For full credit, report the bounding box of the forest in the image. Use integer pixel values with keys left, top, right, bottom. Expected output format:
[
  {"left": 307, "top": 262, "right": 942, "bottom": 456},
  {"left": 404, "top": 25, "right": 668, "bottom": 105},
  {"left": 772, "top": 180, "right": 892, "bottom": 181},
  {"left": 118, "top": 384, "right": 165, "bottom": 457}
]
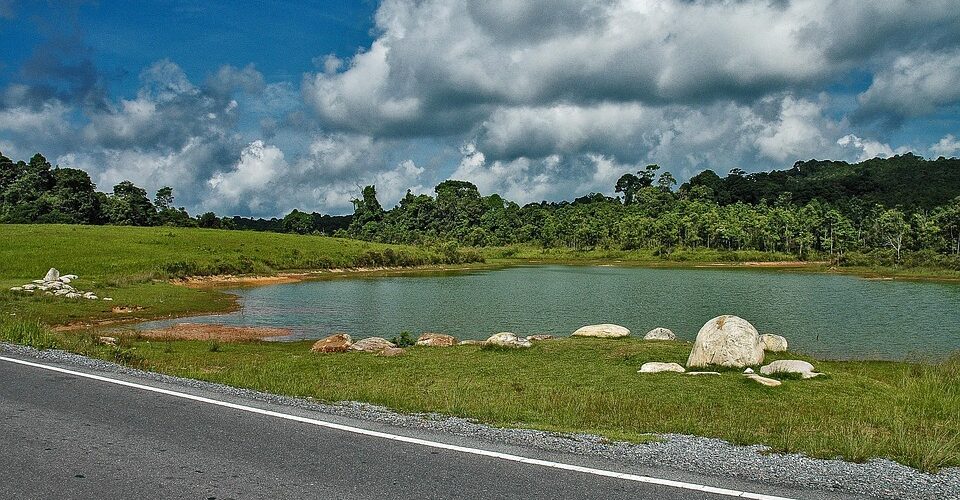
[
  {"left": 346, "top": 156, "right": 960, "bottom": 268},
  {"left": 0, "top": 151, "right": 349, "bottom": 234},
  {"left": 3, "top": 149, "right": 960, "bottom": 268}
]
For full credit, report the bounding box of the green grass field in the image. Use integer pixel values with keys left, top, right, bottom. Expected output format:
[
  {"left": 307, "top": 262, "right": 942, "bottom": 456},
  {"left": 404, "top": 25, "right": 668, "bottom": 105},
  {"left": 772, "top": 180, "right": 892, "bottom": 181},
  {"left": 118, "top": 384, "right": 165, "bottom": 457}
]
[{"left": 0, "top": 224, "right": 481, "bottom": 324}]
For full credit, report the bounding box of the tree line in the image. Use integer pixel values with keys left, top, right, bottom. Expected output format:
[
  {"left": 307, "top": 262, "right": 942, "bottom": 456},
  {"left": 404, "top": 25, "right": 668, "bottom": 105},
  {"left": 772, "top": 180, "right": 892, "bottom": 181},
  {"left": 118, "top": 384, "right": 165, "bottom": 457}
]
[
  {"left": 4, "top": 149, "right": 960, "bottom": 268},
  {"left": 347, "top": 156, "right": 960, "bottom": 269},
  {"left": 0, "top": 151, "right": 350, "bottom": 234}
]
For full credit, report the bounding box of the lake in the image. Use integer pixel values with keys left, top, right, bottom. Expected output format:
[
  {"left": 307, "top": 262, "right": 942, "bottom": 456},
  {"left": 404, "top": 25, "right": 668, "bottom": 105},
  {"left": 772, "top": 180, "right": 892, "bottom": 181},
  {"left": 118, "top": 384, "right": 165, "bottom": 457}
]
[{"left": 138, "top": 265, "right": 960, "bottom": 360}]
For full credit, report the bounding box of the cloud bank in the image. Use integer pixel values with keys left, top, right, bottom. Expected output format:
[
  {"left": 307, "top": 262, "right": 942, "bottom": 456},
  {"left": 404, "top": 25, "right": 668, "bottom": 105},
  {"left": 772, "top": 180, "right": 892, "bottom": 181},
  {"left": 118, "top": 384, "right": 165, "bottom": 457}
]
[{"left": 2, "top": 0, "right": 960, "bottom": 215}]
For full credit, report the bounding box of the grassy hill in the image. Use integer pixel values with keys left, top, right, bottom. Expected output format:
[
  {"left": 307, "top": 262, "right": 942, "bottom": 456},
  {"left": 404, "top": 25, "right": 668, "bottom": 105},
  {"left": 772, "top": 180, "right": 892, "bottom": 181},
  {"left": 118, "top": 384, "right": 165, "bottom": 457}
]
[{"left": 0, "top": 224, "right": 481, "bottom": 324}]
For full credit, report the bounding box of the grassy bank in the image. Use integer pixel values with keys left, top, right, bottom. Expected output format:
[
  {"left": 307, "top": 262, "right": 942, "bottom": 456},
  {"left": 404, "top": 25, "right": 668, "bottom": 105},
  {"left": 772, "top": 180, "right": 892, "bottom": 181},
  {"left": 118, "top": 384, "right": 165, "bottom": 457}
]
[
  {"left": 482, "top": 246, "right": 801, "bottom": 264},
  {"left": 482, "top": 245, "right": 960, "bottom": 281},
  {"left": 3, "top": 321, "right": 958, "bottom": 473},
  {"left": 0, "top": 224, "right": 482, "bottom": 325}
]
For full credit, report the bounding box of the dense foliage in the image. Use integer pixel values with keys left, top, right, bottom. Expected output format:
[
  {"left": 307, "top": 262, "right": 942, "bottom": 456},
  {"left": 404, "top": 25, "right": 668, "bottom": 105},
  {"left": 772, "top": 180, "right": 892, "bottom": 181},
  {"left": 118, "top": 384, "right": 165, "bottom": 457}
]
[
  {"left": 4, "top": 149, "right": 960, "bottom": 267},
  {"left": 0, "top": 151, "right": 350, "bottom": 235},
  {"left": 347, "top": 158, "right": 960, "bottom": 268}
]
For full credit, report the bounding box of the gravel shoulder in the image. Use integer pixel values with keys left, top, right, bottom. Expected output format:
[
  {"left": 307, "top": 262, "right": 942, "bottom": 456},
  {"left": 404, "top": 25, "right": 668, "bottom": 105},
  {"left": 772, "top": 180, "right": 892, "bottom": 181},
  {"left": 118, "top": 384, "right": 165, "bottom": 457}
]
[{"left": 2, "top": 342, "right": 957, "bottom": 500}]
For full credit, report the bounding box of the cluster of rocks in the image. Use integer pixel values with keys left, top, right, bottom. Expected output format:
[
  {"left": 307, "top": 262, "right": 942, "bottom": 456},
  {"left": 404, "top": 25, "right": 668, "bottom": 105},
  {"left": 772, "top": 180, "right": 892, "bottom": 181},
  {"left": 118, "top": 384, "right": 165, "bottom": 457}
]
[
  {"left": 309, "top": 331, "right": 557, "bottom": 355},
  {"left": 8, "top": 268, "right": 113, "bottom": 301},
  {"left": 306, "top": 316, "right": 820, "bottom": 388},
  {"left": 638, "top": 314, "right": 820, "bottom": 387}
]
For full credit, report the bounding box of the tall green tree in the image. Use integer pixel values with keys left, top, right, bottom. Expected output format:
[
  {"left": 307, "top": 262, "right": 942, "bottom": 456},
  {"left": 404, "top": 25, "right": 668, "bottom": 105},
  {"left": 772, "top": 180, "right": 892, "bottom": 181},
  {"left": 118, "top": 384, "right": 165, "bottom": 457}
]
[{"left": 106, "top": 181, "right": 157, "bottom": 226}]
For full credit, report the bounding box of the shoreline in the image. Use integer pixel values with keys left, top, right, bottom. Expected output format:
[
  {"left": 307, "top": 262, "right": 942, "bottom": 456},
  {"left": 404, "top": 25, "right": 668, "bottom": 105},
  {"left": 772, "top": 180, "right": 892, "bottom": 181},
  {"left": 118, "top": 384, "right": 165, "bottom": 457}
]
[{"left": 124, "top": 258, "right": 960, "bottom": 335}]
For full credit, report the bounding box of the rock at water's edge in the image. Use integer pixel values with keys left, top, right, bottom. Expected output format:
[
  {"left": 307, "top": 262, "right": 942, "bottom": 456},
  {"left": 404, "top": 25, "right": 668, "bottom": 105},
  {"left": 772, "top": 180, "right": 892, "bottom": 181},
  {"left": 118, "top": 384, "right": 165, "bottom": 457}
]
[
  {"left": 526, "top": 334, "right": 554, "bottom": 341},
  {"left": 416, "top": 332, "right": 457, "bottom": 347},
  {"left": 311, "top": 333, "right": 353, "bottom": 353},
  {"left": 686, "top": 315, "right": 764, "bottom": 369},
  {"left": 571, "top": 324, "right": 630, "bottom": 338},
  {"left": 486, "top": 332, "right": 531, "bottom": 348},
  {"left": 349, "top": 337, "right": 395, "bottom": 353},
  {"left": 643, "top": 327, "right": 676, "bottom": 341},
  {"left": 759, "top": 333, "right": 789, "bottom": 352}
]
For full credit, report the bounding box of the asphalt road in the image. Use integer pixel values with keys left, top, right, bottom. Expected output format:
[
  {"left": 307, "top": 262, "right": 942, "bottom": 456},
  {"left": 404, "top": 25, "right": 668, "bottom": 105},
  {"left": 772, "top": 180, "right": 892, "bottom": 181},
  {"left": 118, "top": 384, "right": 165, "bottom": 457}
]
[{"left": 0, "top": 354, "right": 843, "bottom": 500}]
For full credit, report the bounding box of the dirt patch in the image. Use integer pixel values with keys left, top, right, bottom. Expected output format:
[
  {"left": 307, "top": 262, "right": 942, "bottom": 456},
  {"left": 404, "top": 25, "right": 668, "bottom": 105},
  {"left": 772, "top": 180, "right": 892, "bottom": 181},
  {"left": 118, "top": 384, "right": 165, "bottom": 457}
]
[
  {"left": 138, "top": 323, "right": 290, "bottom": 341},
  {"left": 173, "top": 274, "right": 308, "bottom": 289},
  {"left": 172, "top": 265, "right": 494, "bottom": 289},
  {"left": 697, "top": 261, "right": 829, "bottom": 268}
]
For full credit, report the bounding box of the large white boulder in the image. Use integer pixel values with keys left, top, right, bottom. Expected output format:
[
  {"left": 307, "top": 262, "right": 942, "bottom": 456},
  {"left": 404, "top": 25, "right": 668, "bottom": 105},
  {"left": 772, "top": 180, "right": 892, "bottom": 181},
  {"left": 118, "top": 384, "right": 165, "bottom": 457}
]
[
  {"left": 486, "top": 332, "right": 531, "bottom": 348},
  {"left": 760, "top": 360, "right": 821, "bottom": 379},
  {"left": 686, "top": 315, "right": 764, "bottom": 368},
  {"left": 643, "top": 327, "right": 676, "bottom": 341},
  {"left": 43, "top": 268, "right": 60, "bottom": 282},
  {"left": 571, "top": 324, "right": 630, "bottom": 338},
  {"left": 759, "top": 334, "right": 789, "bottom": 352},
  {"left": 638, "top": 362, "right": 685, "bottom": 374}
]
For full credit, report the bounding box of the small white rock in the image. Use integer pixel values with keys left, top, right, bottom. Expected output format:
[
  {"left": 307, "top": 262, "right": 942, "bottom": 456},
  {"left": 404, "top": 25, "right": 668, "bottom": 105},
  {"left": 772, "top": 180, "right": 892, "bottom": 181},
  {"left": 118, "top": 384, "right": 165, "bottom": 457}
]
[
  {"left": 9, "top": 287, "right": 22, "bottom": 292},
  {"left": 745, "top": 373, "right": 782, "bottom": 387},
  {"left": 102, "top": 297, "right": 113, "bottom": 301},
  {"left": 638, "top": 362, "right": 686, "bottom": 374},
  {"left": 743, "top": 367, "right": 755, "bottom": 374},
  {"left": 43, "top": 268, "right": 60, "bottom": 282}
]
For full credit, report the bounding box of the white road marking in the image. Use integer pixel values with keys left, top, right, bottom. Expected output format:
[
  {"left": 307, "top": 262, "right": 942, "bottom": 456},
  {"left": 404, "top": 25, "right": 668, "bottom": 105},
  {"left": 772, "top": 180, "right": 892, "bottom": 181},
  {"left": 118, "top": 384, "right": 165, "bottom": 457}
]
[{"left": 1, "top": 355, "right": 795, "bottom": 500}]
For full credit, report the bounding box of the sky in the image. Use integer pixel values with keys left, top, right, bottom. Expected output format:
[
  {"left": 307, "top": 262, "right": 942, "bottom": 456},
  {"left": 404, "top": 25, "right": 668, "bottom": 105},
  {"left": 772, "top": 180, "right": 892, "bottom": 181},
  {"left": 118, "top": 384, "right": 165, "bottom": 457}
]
[{"left": 1, "top": 0, "right": 959, "bottom": 217}]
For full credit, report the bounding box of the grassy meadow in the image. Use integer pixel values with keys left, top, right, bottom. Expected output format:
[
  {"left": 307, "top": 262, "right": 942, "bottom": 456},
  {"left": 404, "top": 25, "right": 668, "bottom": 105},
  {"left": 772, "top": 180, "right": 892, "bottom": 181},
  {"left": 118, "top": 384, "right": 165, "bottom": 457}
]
[{"left": 0, "top": 224, "right": 482, "bottom": 325}]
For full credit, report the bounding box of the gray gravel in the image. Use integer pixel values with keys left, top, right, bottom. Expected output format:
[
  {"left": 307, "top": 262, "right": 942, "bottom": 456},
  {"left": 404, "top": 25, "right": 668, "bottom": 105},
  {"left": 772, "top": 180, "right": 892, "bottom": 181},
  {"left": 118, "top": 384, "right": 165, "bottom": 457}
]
[{"left": 3, "top": 342, "right": 958, "bottom": 500}]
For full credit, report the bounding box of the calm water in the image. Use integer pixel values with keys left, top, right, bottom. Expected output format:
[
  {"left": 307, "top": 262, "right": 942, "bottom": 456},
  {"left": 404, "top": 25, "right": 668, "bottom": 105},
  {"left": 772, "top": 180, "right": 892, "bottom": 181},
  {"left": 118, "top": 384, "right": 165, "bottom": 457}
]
[{"left": 138, "top": 265, "right": 960, "bottom": 360}]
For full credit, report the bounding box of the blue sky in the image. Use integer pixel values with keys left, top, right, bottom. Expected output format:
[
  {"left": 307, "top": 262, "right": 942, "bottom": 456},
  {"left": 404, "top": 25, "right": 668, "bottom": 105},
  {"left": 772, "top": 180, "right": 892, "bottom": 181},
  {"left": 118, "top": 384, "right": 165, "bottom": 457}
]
[{"left": 1, "top": 0, "right": 959, "bottom": 216}]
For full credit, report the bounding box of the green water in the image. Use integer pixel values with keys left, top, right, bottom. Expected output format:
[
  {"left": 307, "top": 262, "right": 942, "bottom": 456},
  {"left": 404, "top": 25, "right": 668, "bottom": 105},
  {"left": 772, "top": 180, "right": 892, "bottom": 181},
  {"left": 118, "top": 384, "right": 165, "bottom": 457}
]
[{"left": 139, "top": 265, "right": 960, "bottom": 360}]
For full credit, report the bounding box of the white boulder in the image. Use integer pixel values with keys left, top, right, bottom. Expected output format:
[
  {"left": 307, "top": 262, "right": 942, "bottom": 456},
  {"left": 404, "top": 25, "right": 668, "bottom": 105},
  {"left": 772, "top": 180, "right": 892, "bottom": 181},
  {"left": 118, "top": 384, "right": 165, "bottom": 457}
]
[
  {"left": 643, "top": 327, "right": 676, "bottom": 341},
  {"left": 686, "top": 315, "right": 764, "bottom": 368},
  {"left": 43, "top": 268, "right": 60, "bottom": 282},
  {"left": 486, "top": 332, "right": 532, "bottom": 348},
  {"left": 760, "top": 334, "right": 789, "bottom": 352},
  {"left": 571, "top": 324, "right": 630, "bottom": 338},
  {"left": 638, "top": 362, "right": 685, "bottom": 374},
  {"left": 760, "top": 360, "right": 821, "bottom": 379}
]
